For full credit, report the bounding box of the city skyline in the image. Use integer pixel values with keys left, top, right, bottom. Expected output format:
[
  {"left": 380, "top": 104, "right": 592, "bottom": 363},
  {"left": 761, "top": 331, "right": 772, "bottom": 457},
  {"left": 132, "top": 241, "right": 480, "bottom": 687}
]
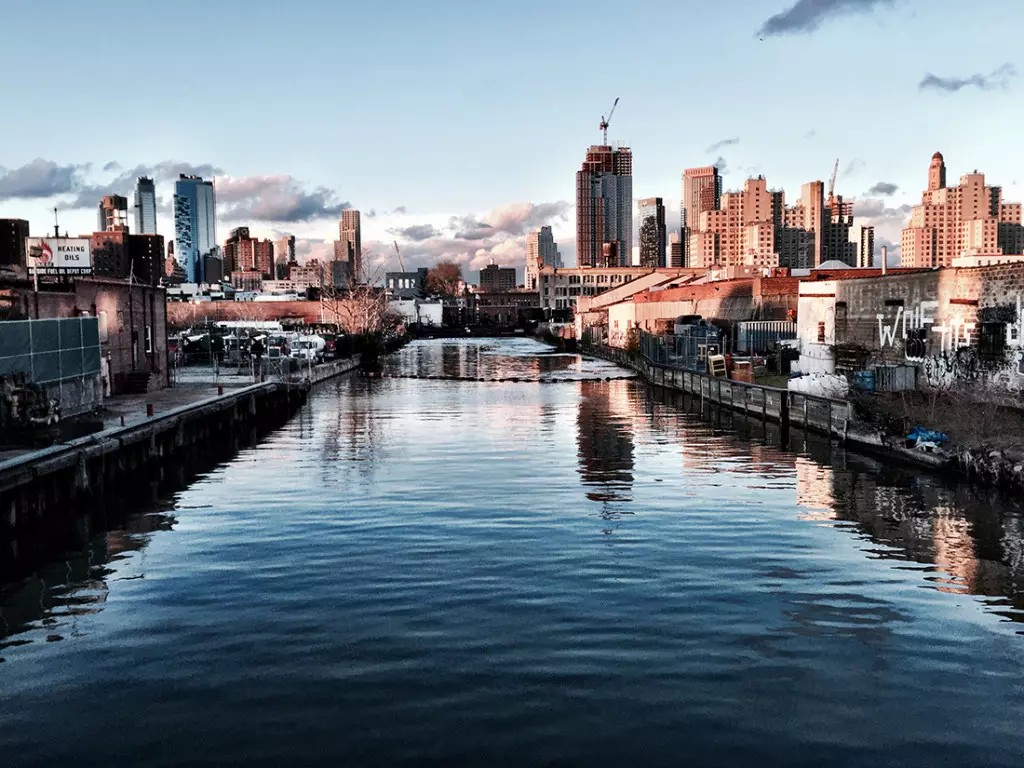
[{"left": 1, "top": 1, "right": 1023, "bottom": 274}]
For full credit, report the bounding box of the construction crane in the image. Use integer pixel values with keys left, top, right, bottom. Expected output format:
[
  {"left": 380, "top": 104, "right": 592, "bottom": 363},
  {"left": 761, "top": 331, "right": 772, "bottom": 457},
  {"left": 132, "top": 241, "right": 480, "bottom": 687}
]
[
  {"left": 828, "top": 158, "right": 840, "bottom": 203},
  {"left": 599, "top": 97, "right": 619, "bottom": 146},
  {"left": 393, "top": 240, "right": 405, "bottom": 272}
]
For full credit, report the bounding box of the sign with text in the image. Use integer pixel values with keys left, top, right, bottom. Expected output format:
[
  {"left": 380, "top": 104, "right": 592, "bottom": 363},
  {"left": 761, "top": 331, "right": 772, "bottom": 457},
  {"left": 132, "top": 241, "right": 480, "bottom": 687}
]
[{"left": 26, "top": 238, "right": 93, "bottom": 275}]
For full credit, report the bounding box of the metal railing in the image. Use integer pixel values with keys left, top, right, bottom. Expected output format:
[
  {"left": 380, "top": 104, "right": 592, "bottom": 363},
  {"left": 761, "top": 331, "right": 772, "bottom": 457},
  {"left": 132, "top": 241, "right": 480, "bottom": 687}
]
[{"left": 583, "top": 331, "right": 852, "bottom": 439}]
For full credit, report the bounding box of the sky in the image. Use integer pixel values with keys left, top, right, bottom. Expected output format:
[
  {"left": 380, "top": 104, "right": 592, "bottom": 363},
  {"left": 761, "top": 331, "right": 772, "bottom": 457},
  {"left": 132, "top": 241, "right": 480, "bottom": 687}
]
[{"left": 1, "top": 0, "right": 1023, "bottom": 274}]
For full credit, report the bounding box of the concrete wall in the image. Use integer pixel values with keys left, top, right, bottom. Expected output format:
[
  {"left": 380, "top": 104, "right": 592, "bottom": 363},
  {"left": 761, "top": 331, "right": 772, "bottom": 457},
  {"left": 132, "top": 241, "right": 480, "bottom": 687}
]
[{"left": 800, "top": 263, "right": 1024, "bottom": 390}]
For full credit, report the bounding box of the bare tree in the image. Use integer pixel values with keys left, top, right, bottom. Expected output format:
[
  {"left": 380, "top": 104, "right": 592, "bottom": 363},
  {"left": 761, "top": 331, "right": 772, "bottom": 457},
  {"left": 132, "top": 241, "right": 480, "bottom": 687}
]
[
  {"left": 426, "top": 260, "right": 463, "bottom": 298},
  {"left": 318, "top": 254, "right": 403, "bottom": 361}
]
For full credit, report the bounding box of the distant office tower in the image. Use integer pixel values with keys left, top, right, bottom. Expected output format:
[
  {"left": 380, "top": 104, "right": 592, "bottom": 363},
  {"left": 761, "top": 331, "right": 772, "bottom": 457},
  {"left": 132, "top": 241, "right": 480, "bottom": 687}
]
[
  {"left": 0, "top": 218, "right": 29, "bottom": 267},
  {"left": 681, "top": 167, "right": 722, "bottom": 266},
  {"left": 223, "top": 226, "right": 274, "bottom": 277},
  {"left": 134, "top": 177, "right": 157, "bottom": 235},
  {"left": 275, "top": 235, "right": 295, "bottom": 279},
  {"left": 858, "top": 226, "right": 875, "bottom": 268},
  {"left": 339, "top": 210, "right": 362, "bottom": 280},
  {"left": 576, "top": 144, "right": 632, "bottom": 267},
  {"left": 98, "top": 195, "right": 129, "bottom": 232},
  {"left": 823, "top": 193, "right": 857, "bottom": 266},
  {"left": 637, "top": 197, "right": 667, "bottom": 268},
  {"left": 525, "top": 225, "right": 562, "bottom": 290},
  {"left": 173, "top": 174, "right": 218, "bottom": 283},
  {"left": 901, "top": 152, "right": 1023, "bottom": 268},
  {"left": 668, "top": 232, "right": 683, "bottom": 268},
  {"left": 479, "top": 263, "right": 517, "bottom": 291}
]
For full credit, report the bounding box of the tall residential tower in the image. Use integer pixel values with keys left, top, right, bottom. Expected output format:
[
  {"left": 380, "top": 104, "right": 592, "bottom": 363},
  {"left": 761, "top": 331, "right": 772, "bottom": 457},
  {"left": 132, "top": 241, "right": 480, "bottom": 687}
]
[
  {"left": 576, "top": 144, "right": 632, "bottom": 267},
  {"left": 637, "top": 197, "right": 667, "bottom": 268},
  {"left": 338, "top": 210, "right": 362, "bottom": 281},
  {"left": 681, "top": 166, "right": 722, "bottom": 266}
]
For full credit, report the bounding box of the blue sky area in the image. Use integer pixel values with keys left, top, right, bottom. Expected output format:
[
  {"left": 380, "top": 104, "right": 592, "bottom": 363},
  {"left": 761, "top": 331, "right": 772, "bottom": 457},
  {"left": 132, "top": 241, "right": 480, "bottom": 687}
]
[{"left": 1, "top": 0, "right": 1022, "bottom": 272}]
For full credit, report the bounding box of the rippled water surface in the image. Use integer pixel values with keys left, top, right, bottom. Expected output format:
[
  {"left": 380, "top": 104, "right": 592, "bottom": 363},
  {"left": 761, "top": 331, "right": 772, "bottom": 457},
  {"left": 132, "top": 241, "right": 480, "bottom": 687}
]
[{"left": 4, "top": 338, "right": 1024, "bottom": 767}]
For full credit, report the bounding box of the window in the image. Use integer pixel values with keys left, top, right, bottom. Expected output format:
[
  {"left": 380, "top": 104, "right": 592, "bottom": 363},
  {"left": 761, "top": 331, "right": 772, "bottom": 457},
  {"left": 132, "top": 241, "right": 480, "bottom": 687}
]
[
  {"left": 817, "top": 321, "right": 826, "bottom": 343},
  {"left": 98, "top": 311, "right": 108, "bottom": 342}
]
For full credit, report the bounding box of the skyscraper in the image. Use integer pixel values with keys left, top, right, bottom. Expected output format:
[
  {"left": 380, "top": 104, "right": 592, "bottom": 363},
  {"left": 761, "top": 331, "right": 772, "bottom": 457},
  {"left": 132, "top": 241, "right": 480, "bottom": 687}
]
[
  {"left": 682, "top": 167, "right": 722, "bottom": 266},
  {"left": 637, "top": 197, "right": 667, "bottom": 268},
  {"left": 97, "top": 195, "right": 129, "bottom": 232},
  {"left": 576, "top": 144, "right": 632, "bottom": 267},
  {"left": 525, "top": 225, "right": 562, "bottom": 290},
  {"left": 173, "top": 174, "right": 217, "bottom": 283},
  {"left": 339, "top": 210, "right": 362, "bottom": 281},
  {"left": 275, "top": 234, "right": 295, "bottom": 279},
  {"left": 800, "top": 181, "right": 825, "bottom": 267},
  {"left": 134, "top": 177, "right": 157, "bottom": 235}
]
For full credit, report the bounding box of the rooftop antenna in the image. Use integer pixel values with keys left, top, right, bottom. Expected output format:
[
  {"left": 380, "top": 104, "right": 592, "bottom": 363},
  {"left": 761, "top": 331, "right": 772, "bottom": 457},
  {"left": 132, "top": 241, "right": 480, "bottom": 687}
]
[{"left": 599, "top": 97, "right": 619, "bottom": 146}]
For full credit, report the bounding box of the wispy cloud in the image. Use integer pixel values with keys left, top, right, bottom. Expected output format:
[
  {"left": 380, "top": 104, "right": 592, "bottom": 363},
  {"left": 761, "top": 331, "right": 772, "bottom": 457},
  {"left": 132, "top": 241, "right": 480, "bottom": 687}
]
[
  {"left": 387, "top": 224, "right": 440, "bottom": 241},
  {"left": 867, "top": 181, "right": 898, "bottom": 196},
  {"left": 757, "top": 0, "right": 894, "bottom": 37},
  {"left": 919, "top": 63, "right": 1017, "bottom": 93},
  {"left": 705, "top": 137, "right": 739, "bottom": 153}
]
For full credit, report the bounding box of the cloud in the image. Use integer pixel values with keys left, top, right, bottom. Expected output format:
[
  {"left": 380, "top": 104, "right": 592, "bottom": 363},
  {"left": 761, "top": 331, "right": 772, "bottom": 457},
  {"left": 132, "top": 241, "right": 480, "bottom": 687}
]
[
  {"left": 0, "top": 158, "right": 88, "bottom": 199},
  {"left": 803, "top": 129, "right": 817, "bottom": 140},
  {"left": 712, "top": 156, "right": 729, "bottom": 176},
  {"left": 102, "top": 161, "right": 121, "bottom": 172},
  {"left": 381, "top": 200, "right": 573, "bottom": 275},
  {"left": 757, "top": 0, "right": 894, "bottom": 37},
  {"left": 217, "top": 174, "right": 350, "bottom": 223},
  {"left": 65, "top": 160, "right": 226, "bottom": 208},
  {"left": 705, "top": 137, "right": 739, "bottom": 153},
  {"left": 483, "top": 200, "right": 571, "bottom": 235},
  {"left": 387, "top": 223, "right": 440, "bottom": 241},
  {"left": 919, "top": 63, "right": 1017, "bottom": 93},
  {"left": 875, "top": 236, "right": 901, "bottom": 265},
  {"left": 867, "top": 181, "right": 898, "bottom": 196},
  {"left": 293, "top": 238, "right": 333, "bottom": 264},
  {"left": 853, "top": 198, "right": 911, "bottom": 260},
  {"left": 448, "top": 215, "right": 493, "bottom": 241},
  {"left": 391, "top": 206, "right": 407, "bottom": 215}
]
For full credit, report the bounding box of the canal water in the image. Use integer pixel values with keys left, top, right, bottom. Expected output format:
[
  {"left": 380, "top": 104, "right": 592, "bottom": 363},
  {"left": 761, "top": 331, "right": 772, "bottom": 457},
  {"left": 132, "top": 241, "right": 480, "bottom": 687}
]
[{"left": 3, "top": 337, "right": 1024, "bottom": 766}]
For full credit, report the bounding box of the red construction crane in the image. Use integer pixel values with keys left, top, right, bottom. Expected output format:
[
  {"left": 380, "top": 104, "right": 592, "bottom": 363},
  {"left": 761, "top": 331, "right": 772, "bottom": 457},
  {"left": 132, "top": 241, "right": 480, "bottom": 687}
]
[{"left": 599, "top": 97, "right": 619, "bottom": 146}]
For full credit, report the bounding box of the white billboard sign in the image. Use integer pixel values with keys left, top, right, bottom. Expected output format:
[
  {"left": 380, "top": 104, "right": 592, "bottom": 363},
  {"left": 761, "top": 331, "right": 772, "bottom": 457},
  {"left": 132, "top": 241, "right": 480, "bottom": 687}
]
[{"left": 26, "top": 238, "right": 93, "bottom": 275}]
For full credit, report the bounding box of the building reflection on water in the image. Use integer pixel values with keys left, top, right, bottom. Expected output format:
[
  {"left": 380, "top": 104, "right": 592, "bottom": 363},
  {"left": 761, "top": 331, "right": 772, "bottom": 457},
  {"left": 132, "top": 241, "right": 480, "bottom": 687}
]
[
  {"left": 645, "top": 384, "right": 1024, "bottom": 623},
  {"left": 0, "top": 508, "right": 176, "bottom": 656},
  {"left": 576, "top": 382, "right": 634, "bottom": 505}
]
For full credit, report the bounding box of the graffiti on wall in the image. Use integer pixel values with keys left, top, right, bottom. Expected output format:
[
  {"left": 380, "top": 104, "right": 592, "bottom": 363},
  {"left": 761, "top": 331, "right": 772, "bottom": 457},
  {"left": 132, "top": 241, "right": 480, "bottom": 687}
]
[{"left": 876, "top": 295, "right": 1024, "bottom": 388}]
